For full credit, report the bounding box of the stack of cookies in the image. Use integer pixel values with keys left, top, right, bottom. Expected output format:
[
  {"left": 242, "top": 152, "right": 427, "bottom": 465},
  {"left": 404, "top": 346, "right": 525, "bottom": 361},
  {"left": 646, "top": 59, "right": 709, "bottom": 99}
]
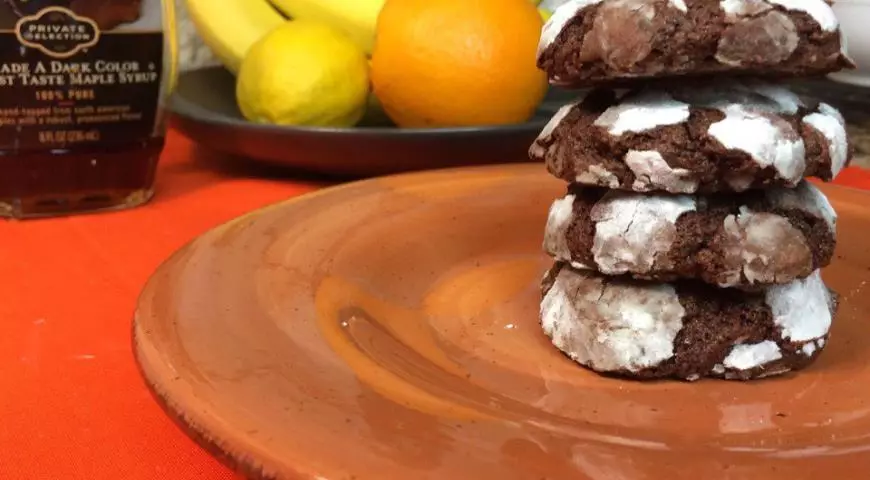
[{"left": 531, "top": 0, "right": 853, "bottom": 381}]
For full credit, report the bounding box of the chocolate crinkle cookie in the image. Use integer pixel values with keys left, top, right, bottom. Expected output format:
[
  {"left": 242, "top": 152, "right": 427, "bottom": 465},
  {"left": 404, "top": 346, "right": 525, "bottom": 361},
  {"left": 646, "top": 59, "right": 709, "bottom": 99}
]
[
  {"left": 537, "top": 0, "right": 854, "bottom": 87},
  {"left": 540, "top": 262, "right": 838, "bottom": 381},
  {"left": 543, "top": 180, "right": 836, "bottom": 289},
  {"left": 530, "top": 80, "right": 851, "bottom": 193}
]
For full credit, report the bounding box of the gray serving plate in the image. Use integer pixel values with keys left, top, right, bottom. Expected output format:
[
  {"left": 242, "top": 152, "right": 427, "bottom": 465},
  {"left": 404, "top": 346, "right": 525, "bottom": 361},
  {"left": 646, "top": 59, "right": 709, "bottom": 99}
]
[{"left": 168, "top": 67, "right": 577, "bottom": 177}]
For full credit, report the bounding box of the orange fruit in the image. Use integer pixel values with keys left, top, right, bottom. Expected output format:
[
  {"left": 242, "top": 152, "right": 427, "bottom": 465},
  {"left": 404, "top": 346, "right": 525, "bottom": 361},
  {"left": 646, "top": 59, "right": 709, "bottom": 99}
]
[{"left": 370, "top": 0, "right": 547, "bottom": 128}]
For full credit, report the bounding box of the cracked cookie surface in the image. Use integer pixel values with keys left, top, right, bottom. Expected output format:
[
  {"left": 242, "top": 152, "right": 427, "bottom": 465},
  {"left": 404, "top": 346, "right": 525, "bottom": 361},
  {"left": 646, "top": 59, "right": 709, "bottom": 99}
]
[
  {"left": 540, "top": 262, "right": 837, "bottom": 380},
  {"left": 544, "top": 180, "right": 835, "bottom": 289},
  {"left": 531, "top": 81, "right": 851, "bottom": 193},
  {"left": 537, "top": 0, "right": 853, "bottom": 87}
]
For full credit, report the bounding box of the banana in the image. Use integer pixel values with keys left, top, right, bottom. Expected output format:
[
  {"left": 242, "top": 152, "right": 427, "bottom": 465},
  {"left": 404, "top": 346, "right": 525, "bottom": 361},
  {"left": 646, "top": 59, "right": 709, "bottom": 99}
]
[
  {"left": 183, "top": 0, "right": 286, "bottom": 74},
  {"left": 268, "top": 0, "right": 385, "bottom": 54}
]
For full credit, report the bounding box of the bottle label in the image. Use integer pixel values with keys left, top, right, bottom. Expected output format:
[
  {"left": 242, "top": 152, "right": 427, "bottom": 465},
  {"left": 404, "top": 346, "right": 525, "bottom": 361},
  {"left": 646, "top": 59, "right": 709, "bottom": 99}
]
[{"left": 0, "top": 0, "right": 166, "bottom": 151}]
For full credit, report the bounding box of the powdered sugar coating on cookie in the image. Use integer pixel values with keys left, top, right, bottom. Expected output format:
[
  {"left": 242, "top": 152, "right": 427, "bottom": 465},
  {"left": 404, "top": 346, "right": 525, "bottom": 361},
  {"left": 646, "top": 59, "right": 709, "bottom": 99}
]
[
  {"left": 767, "top": 0, "right": 838, "bottom": 32},
  {"left": 538, "top": 101, "right": 580, "bottom": 142},
  {"left": 570, "top": 260, "right": 593, "bottom": 270},
  {"left": 541, "top": 81, "right": 848, "bottom": 193},
  {"left": 590, "top": 191, "right": 696, "bottom": 274},
  {"left": 625, "top": 150, "right": 700, "bottom": 193},
  {"left": 719, "top": 208, "right": 813, "bottom": 286},
  {"left": 765, "top": 270, "right": 833, "bottom": 342},
  {"left": 801, "top": 337, "right": 827, "bottom": 356},
  {"left": 538, "top": 0, "right": 604, "bottom": 58},
  {"left": 723, "top": 340, "right": 783, "bottom": 370},
  {"left": 765, "top": 181, "right": 837, "bottom": 231},
  {"left": 544, "top": 184, "right": 832, "bottom": 289},
  {"left": 720, "top": 0, "right": 773, "bottom": 19},
  {"left": 530, "top": 101, "right": 580, "bottom": 158},
  {"left": 541, "top": 265, "right": 836, "bottom": 380},
  {"left": 538, "top": 0, "right": 689, "bottom": 59},
  {"left": 576, "top": 165, "right": 620, "bottom": 188},
  {"left": 748, "top": 82, "right": 805, "bottom": 114},
  {"left": 543, "top": 194, "right": 577, "bottom": 262},
  {"left": 708, "top": 105, "right": 806, "bottom": 187},
  {"left": 671, "top": 81, "right": 800, "bottom": 114},
  {"left": 594, "top": 91, "right": 691, "bottom": 135},
  {"left": 596, "top": 84, "right": 816, "bottom": 189},
  {"left": 540, "top": 267, "right": 685, "bottom": 372},
  {"left": 803, "top": 102, "right": 849, "bottom": 178},
  {"left": 670, "top": 0, "right": 688, "bottom": 12},
  {"left": 720, "top": 0, "right": 838, "bottom": 32},
  {"left": 718, "top": 182, "right": 834, "bottom": 287},
  {"left": 716, "top": 10, "right": 799, "bottom": 67}
]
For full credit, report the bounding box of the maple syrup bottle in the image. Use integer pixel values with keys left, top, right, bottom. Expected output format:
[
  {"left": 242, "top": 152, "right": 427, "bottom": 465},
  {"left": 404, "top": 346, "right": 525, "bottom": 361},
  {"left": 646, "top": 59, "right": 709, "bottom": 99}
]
[{"left": 0, "top": 0, "right": 177, "bottom": 218}]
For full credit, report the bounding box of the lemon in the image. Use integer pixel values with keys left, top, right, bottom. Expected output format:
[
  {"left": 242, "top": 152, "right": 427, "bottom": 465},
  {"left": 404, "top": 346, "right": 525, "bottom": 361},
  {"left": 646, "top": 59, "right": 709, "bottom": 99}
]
[{"left": 236, "top": 21, "right": 370, "bottom": 128}]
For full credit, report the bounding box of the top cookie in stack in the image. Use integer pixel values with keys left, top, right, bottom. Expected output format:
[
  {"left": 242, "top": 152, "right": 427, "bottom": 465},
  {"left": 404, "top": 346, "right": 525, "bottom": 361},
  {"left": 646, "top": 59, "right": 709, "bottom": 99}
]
[
  {"left": 532, "top": 0, "right": 851, "bottom": 381},
  {"left": 537, "top": 0, "right": 854, "bottom": 88}
]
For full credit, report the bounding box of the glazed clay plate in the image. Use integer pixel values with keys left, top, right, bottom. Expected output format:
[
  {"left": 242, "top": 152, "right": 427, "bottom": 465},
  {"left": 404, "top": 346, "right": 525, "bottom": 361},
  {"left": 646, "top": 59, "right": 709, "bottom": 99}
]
[{"left": 134, "top": 165, "right": 870, "bottom": 480}]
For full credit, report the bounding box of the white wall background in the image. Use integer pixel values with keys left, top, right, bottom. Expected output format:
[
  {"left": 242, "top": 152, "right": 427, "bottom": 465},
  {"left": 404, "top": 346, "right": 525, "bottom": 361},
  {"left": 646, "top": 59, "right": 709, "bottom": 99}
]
[{"left": 175, "top": 0, "right": 221, "bottom": 72}]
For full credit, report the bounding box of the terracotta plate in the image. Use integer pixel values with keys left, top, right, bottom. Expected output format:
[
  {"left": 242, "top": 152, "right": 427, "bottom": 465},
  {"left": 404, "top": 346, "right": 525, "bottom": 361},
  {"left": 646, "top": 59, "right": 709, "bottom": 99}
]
[{"left": 133, "top": 165, "right": 870, "bottom": 480}]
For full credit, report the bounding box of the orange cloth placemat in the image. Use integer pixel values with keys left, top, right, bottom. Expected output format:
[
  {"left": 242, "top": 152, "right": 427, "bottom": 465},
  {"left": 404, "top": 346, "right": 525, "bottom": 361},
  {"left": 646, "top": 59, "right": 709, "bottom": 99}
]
[
  {"left": 0, "top": 129, "right": 867, "bottom": 479},
  {"left": 0, "top": 131, "right": 323, "bottom": 480}
]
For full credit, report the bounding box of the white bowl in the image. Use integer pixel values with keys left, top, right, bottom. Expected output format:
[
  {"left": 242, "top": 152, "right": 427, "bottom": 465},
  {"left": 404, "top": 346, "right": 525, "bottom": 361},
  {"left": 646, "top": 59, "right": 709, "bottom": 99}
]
[{"left": 829, "top": 0, "right": 870, "bottom": 86}]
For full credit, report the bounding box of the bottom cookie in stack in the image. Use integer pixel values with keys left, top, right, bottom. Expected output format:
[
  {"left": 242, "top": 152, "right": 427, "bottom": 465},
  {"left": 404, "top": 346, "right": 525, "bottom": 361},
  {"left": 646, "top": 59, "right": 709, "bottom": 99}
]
[{"left": 540, "top": 262, "right": 838, "bottom": 381}]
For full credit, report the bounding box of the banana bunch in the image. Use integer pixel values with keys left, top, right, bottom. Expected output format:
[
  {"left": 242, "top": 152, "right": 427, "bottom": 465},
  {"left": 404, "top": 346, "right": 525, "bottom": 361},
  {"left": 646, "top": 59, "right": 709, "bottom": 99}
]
[
  {"left": 183, "top": 0, "right": 385, "bottom": 74},
  {"left": 183, "top": 0, "right": 282, "bottom": 74},
  {"left": 268, "top": 0, "right": 386, "bottom": 55}
]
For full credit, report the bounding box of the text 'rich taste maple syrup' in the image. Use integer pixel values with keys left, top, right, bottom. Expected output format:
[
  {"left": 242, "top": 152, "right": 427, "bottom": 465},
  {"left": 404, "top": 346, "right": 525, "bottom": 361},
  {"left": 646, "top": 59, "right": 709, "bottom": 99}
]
[{"left": 0, "top": 0, "right": 177, "bottom": 218}]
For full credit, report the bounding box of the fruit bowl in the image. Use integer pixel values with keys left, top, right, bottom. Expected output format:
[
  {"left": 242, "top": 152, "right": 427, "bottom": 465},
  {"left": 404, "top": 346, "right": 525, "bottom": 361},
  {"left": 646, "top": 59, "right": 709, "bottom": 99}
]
[{"left": 169, "top": 67, "right": 577, "bottom": 177}]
